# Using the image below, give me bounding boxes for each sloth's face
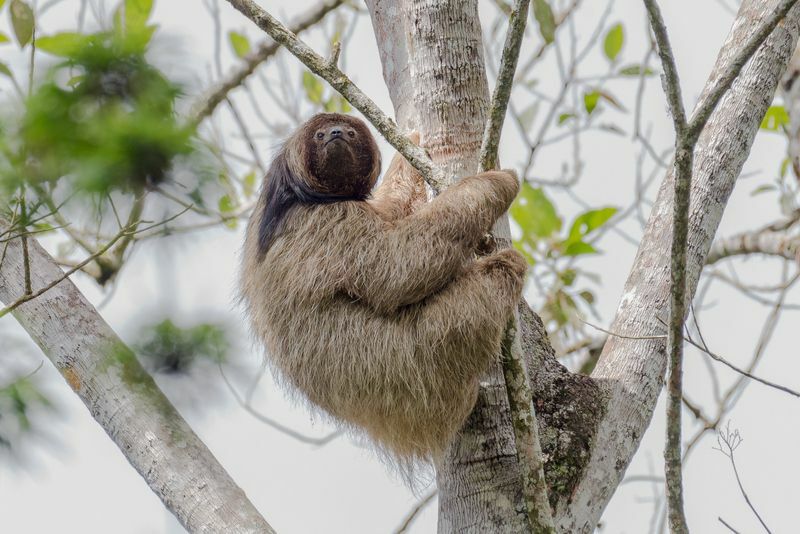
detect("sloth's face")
[305,114,379,197]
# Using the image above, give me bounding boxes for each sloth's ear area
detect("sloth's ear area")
[258,150,300,257]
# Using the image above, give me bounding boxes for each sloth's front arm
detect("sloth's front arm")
[339,170,519,314]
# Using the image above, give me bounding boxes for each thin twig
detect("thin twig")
[217,362,341,446]
[393,489,438,534]
[719,517,742,534]
[683,336,800,398]
[715,424,773,534]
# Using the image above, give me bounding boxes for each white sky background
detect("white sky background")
[1,0,799,533]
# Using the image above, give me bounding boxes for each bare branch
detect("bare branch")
[479,0,530,171]
[687,0,800,143]
[715,424,773,534]
[393,489,438,534]
[477,0,554,530]
[706,228,800,264]
[643,1,692,530]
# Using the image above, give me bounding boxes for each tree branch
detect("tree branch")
[0,219,274,533]
[643,1,691,531]
[706,228,800,264]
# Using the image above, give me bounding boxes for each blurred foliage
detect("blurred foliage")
[0,370,53,450]
[135,319,230,375]
[0,0,194,197]
[302,71,351,113]
[531,0,555,44]
[760,105,789,132]
[511,182,616,336]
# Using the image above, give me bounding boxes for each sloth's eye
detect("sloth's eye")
[316,132,324,139]
[347,130,355,138]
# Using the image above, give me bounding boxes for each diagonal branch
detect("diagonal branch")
[0,218,275,533]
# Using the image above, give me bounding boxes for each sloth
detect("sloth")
[240,113,527,463]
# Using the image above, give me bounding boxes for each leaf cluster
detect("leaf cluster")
[2,0,194,196]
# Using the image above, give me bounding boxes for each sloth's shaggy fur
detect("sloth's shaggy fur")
[240,113,527,464]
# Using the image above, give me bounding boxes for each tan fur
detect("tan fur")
[239,113,527,464]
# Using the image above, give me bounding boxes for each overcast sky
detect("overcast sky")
[1,1,798,533]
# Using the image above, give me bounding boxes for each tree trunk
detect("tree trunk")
[0,222,274,533]
[367,0,800,532]
[366,1,600,532]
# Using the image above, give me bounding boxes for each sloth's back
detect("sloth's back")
[240,201,487,460]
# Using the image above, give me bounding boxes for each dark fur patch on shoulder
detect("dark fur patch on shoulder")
[257,149,367,258]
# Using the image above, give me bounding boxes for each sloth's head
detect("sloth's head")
[256,113,382,256]
[304,113,380,195]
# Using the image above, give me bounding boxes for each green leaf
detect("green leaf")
[760,105,789,132]
[564,241,597,256]
[0,32,10,43]
[531,0,555,44]
[579,290,595,305]
[511,182,562,239]
[557,112,575,125]
[228,30,250,59]
[750,184,776,196]
[36,32,87,56]
[603,23,624,62]
[583,89,625,114]
[218,194,235,213]
[559,268,576,286]
[10,0,34,48]
[243,170,257,198]
[302,71,324,104]
[618,64,655,77]
[566,207,617,243]
[780,157,791,178]
[0,60,12,78]
[584,91,599,114]
[0,0,7,11]
[125,0,153,30]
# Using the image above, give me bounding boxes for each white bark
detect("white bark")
[367,1,800,532]
[366,2,533,532]
[563,2,800,531]
[0,225,274,534]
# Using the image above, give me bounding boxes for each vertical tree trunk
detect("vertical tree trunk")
[367,1,800,532]
[367,1,529,531]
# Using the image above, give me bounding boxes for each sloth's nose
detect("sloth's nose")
[329,127,344,138]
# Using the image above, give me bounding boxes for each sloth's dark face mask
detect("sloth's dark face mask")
[310,122,375,197]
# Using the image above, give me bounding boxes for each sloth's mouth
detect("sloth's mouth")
[325,137,347,146]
